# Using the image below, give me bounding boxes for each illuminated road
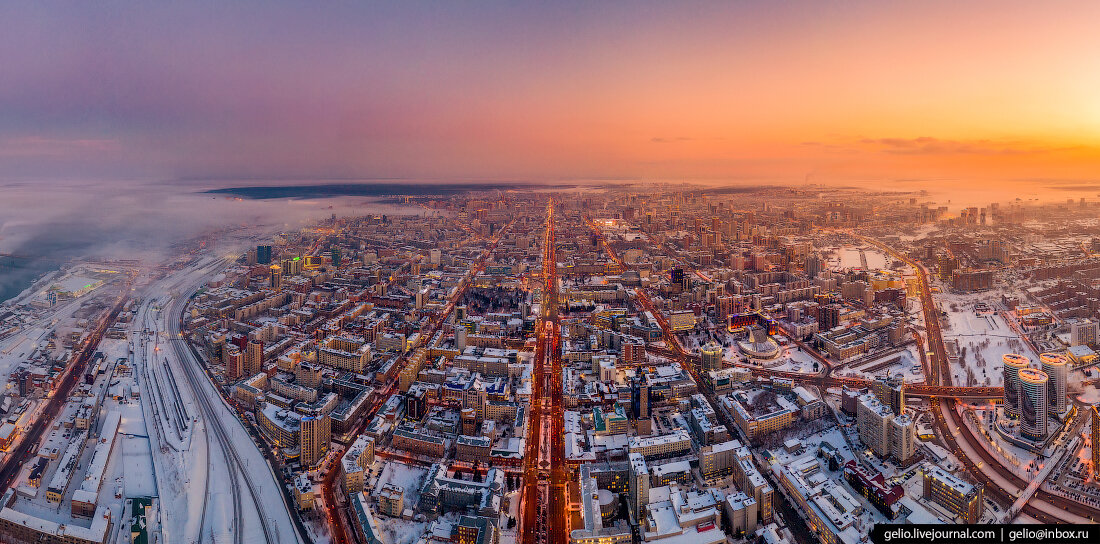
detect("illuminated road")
[521,201,564,544]
[316,221,515,544]
[546,205,567,544]
[861,234,1100,523]
[593,219,1100,525]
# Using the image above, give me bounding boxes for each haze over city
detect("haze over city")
[2,3,1100,544]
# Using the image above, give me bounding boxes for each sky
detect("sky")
[3,1,1100,187]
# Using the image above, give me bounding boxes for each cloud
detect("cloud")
[857,136,1068,156]
[650,137,694,144]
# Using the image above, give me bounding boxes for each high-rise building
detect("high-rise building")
[888,412,916,463]
[245,339,264,377]
[257,244,273,264]
[804,254,823,279]
[730,253,745,271]
[1071,319,1099,347]
[631,375,650,420]
[300,413,331,467]
[1040,352,1069,414]
[819,304,842,331]
[406,386,428,420]
[282,257,303,276]
[223,345,243,381]
[857,393,916,463]
[700,342,723,372]
[872,374,906,416]
[269,264,283,289]
[922,465,984,523]
[628,452,650,520]
[670,267,684,289]
[1002,353,1030,419]
[1018,368,1048,441]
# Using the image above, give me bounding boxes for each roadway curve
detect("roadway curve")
[862,235,1100,523]
[169,275,305,543]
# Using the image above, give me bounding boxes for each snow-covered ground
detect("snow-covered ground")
[116,259,307,543]
[842,346,925,383]
[939,292,1033,387]
[372,461,428,505]
[0,278,117,381]
[822,246,889,270]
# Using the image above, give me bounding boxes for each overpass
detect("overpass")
[646,345,1003,399]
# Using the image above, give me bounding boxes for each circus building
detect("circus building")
[738,326,780,359]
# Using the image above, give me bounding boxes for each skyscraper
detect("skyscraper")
[300,412,331,467]
[1040,352,1069,414]
[256,244,273,265]
[872,374,906,416]
[1018,368,1048,441]
[1002,353,1030,419]
[269,264,283,289]
[246,339,264,377]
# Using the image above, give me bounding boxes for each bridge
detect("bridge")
[646,345,1003,399]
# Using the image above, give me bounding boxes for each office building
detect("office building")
[700,342,723,371]
[923,465,983,523]
[257,245,273,265]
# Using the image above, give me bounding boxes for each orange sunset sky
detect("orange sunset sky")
[2,1,1099,186]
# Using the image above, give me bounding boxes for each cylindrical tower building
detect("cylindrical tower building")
[1002,353,1030,419]
[1040,352,1069,414]
[1018,368,1049,441]
[700,342,723,371]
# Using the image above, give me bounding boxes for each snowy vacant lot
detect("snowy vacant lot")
[940,293,1031,387]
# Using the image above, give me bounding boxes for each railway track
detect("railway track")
[169,327,278,544]
[166,266,306,543]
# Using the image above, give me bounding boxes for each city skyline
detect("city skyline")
[4,3,1100,544]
